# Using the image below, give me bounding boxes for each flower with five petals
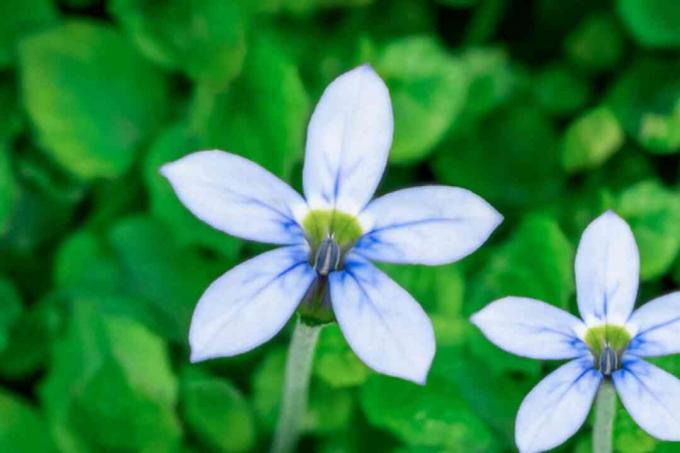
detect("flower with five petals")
[163,64,502,384]
[472,211,680,451]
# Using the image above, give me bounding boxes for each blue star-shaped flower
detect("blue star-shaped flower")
[472,211,680,451]
[162,65,502,384]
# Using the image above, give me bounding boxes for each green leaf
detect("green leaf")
[618,0,680,48]
[360,368,497,451]
[456,48,517,124]
[108,215,223,342]
[533,64,590,116]
[0,79,23,144]
[252,347,286,432]
[374,36,467,164]
[0,277,22,353]
[448,353,530,447]
[55,230,123,294]
[433,103,562,210]
[314,323,369,388]
[0,152,83,253]
[54,229,179,336]
[0,146,18,235]
[41,302,180,452]
[612,401,657,453]
[562,106,624,172]
[240,0,373,15]
[307,384,354,434]
[470,214,574,312]
[565,12,624,72]
[0,389,56,452]
[144,124,242,259]
[19,20,168,179]
[617,181,680,281]
[180,368,256,452]
[111,0,246,89]
[0,0,57,67]
[437,0,479,7]
[190,36,309,179]
[380,263,464,316]
[0,294,61,380]
[607,58,680,154]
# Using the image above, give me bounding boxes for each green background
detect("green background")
[1,0,680,451]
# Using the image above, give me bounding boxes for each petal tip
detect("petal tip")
[358,62,376,73]
[189,348,208,363]
[491,209,504,231]
[597,209,627,226]
[401,365,431,386]
[413,374,428,386]
[469,310,483,327]
[159,162,174,179]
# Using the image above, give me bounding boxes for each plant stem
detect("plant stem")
[270,317,321,453]
[593,381,617,453]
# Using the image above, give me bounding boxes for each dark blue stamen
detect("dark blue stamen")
[314,237,340,276]
[599,345,618,376]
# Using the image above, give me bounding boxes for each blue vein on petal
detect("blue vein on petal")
[331,74,365,205]
[198,181,297,221]
[484,319,585,354]
[524,361,598,448]
[198,252,311,351]
[355,217,465,252]
[337,260,419,369]
[196,180,303,240]
[634,314,680,338]
[616,359,680,425]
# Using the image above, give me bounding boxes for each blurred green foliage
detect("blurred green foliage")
[1,0,680,452]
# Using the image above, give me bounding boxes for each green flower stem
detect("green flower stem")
[593,381,617,453]
[270,317,321,453]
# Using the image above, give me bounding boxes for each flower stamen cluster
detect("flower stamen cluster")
[583,324,631,376]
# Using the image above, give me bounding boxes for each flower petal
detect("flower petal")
[613,356,680,441]
[627,292,680,357]
[516,357,601,453]
[328,254,434,384]
[303,64,393,214]
[575,210,639,325]
[161,150,308,245]
[471,297,587,360]
[189,245,315,361]
[355,186,502,265]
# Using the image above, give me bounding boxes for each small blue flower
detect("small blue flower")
[472,210,680,452]
[162,64,502,384]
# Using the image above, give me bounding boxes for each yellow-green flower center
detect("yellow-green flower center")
[297,210,363,324]
[583,324,631,375]
[302,209,363,251]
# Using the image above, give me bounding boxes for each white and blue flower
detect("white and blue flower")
[472,211,680,452]
[162,65,502,384]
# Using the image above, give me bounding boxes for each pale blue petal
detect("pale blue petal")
[471,297,588,360]
[613,355,680,441]
[516,357,601,453]
[328,254,434,384]
[627,292,680,357]
[303,65,393,215]
[355,186,502,265]
[189,245,315,361]
[575,211,639,325]
[161,150,308,245]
